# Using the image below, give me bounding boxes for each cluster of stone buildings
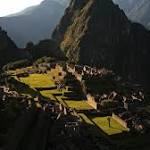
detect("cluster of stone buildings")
[0,85,35,110]
[66,63,150,133]
[87,90,145,110]
[67,63,113,82]
[86,88,150,132]
[112,107,150,132]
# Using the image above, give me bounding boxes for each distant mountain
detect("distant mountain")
[113,0,150,29]
[0,0,69,48]
[53,0,150,86]
[7,6,38,17]
[0,27,27,67]
[53,0,69,6]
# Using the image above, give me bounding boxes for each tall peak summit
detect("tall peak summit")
[53,0,150,85]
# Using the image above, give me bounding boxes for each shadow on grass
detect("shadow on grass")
[63,92,85,100]
[7,77,48,99]
[62,97,84,101]
[35,86,57,91]
[79,114,115,149]
[53,93,63,96]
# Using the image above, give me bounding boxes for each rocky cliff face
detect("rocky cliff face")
[53,0,150,85]
[0,27,27,66]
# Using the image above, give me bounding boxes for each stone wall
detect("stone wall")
[75,73,82,82]
[112,113,130,130]
[86,94,98,109]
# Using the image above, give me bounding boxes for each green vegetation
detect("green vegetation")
[19,73,55,88]
[79,112,128,135]
[40,90,57,100]
[91,116,129,135]
[17,71,93,109]
[64,100,93,110]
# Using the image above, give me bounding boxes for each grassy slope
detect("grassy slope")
[19,74,55,88]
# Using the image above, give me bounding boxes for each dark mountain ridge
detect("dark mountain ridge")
[25,39,65,60]
[53,0,150,86]
[0,27,28,67]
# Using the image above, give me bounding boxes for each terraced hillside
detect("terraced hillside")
[14,66,129,136]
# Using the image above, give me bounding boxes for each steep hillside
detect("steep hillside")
[113,0,150,29]
[53,0,150,86]
[0,27,27,67]
[0,0,68,47]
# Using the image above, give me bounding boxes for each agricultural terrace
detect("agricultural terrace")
[91,116,129,135]
[14,67,129,136]
[19,73,55,88]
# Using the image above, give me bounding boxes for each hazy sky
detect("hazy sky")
[0,0,44,17]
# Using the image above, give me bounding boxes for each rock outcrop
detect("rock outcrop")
[53,0,150,86]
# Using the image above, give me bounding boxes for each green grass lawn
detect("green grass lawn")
[18,73,77,105]
[19,74,55,88]
[79,114,129,135]
[16,73,56,98]
[64,100,93,110]
[91,116,129,135]
[40,90,56,100]
[55,95,93,111]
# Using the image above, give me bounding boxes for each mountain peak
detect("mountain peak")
[0,27,27,66]
[53,0,150,85]
[53,0,130,61]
